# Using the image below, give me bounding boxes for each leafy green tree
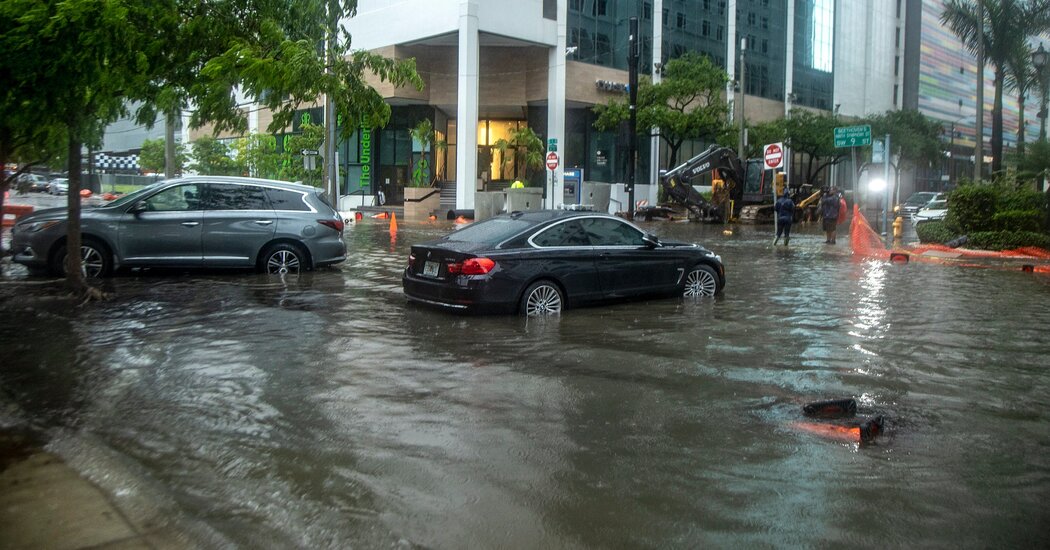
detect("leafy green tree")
[493,126,544,186]
[781,109,847,187]
[233,134,281,179]
[941,0,1050,173]
[139,138,186,174]
[867,109,945,169]
[594,51,729,169]
[281,123,325,185]
[190,136,237,175]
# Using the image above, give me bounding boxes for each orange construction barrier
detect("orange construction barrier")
[2,204,34,227]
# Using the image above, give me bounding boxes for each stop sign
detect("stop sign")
[763,142,784,170]
[546,152,560,171]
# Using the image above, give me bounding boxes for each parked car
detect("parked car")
[900,192,939,216]
[18,173,50,193]
[913,198,948,224]
[10,176,346,278]
[48,178,69,195]
[402,210,726,315]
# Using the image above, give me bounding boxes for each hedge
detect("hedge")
[991,210,1046,233]
[915,220,955,244]
[966,231,1050,250]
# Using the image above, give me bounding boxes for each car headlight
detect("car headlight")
[19,220,61,232]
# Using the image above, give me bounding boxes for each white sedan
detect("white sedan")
[913,199,947,223]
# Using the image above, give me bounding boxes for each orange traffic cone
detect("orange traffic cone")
[389,212,398,235]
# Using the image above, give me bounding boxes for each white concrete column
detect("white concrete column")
[456,0,480,210]
[648,0,663,205]
[547,0,568,209]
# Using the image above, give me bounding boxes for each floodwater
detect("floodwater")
[1,217,1049,548]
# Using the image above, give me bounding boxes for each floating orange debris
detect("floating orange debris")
[455,216,469,224]
[791,421,860,443]
[372,211,389,219]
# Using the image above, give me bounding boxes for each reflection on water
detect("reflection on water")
[2,219,1049,547]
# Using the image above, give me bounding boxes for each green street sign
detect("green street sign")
[834,125,872,148]
[548,138,557,152]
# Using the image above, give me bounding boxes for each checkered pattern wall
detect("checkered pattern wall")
[94,152,140,172]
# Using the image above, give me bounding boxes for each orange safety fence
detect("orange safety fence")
[849,204,1050,273]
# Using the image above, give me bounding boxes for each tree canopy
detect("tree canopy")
[593,51,729,168]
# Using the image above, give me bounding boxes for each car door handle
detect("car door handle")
[181,221,200,227]
[253,220,274,225]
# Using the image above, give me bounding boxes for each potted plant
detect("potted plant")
[501,127,545,212]
[404,119,446,218]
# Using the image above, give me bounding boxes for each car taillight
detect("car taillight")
[448,257,495,275]
[318,219,344,232]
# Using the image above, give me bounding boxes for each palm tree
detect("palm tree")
[941,0,1050,173]
[1005,40,1037,156]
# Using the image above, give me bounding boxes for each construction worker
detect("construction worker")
[820,186,841,244]
[773,189,795,246]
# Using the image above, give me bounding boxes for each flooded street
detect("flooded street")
[2,218,1049,547]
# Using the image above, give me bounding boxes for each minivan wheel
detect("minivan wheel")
[520,280,563,316]
[51,238,112,279]
[683,264,719,297]
[260,243,306,275]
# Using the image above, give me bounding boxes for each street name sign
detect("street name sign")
[301,149,320,156]
[833,125,871,148]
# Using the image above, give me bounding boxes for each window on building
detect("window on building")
[596,34,612,65]
[702,20,710,37]
[704,0,711,9]
[663,8,669,25]
[895,27,900,48]
[677,12,686,29]
[717,25,724,41]
[762,17,768,29]
[592,0,607,17]
[543,0,556,19]
[748,12,756,25]
[569,0,582,11]
[643,1,651,19]
[762,39,768,54]
[895,55,900,76]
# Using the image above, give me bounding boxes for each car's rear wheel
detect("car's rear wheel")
[51,238,112,279]
[259,243,306,275]
[683,264,719,297]
[520,280,563,316]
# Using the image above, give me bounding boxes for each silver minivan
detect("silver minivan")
[10,176,346,277]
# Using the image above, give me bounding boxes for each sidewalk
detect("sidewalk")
[0,429,190,550]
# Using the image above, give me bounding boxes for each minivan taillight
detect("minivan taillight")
[318,219,344,233]
[447,257,496,275]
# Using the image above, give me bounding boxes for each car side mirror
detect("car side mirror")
[642,233,661,248]
[128,202,147,215]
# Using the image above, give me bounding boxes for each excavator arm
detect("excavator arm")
[659,145,746,220]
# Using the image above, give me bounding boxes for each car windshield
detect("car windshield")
[445,217,532,244]
[101,182,165,208]
[925,200,947,210]
[905,193,935,206]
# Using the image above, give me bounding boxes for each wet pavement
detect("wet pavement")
[1,211,1049,548]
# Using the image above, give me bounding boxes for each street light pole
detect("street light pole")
[737,37,747,159]
[1033,43,1049,141]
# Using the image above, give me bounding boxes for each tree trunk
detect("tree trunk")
[992,69,1004,173]
[165,108,177,178]
[1017,91,1026,157]
[65,136,87,293]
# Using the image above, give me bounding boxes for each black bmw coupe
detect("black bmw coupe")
[402,210,725,315]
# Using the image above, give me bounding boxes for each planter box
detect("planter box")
[403,187,441,220]
[474,192,505,221]
[505,187,543,213]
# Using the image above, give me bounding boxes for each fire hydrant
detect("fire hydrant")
[893,215,904,242]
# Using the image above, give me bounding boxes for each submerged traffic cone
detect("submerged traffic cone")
[389,212,398,236]
[859,416,884,443]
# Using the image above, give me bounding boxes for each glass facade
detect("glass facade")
[792,0,834,109]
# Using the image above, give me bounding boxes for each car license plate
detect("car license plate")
[423,261,440,277]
